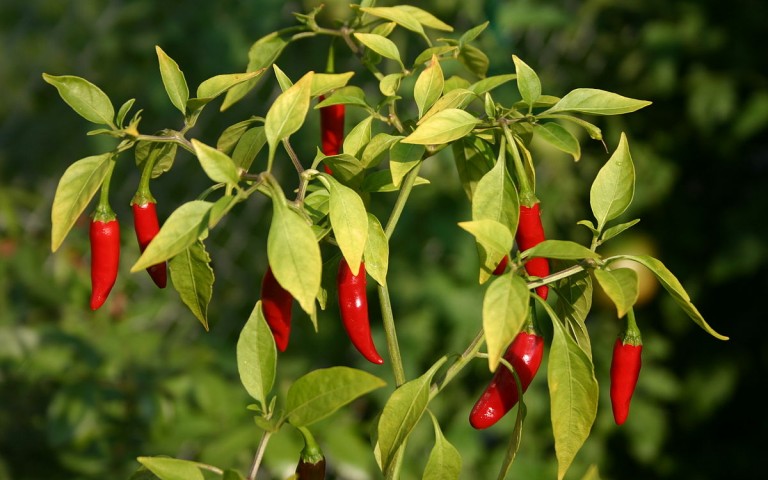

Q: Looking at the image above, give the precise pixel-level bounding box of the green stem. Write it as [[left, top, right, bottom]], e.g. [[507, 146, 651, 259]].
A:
[[384, 162, 421, 239], [136, 132, 194, 154], [430, 329, 485, 399], [502, 124, 537, 207], [296, 426, 324, 464], [377, 283, 406, 386], [93, 156, 117, 222], [247, 431, 272, 480], [132, 148, 158, 206], [622, 308, 642, 345]]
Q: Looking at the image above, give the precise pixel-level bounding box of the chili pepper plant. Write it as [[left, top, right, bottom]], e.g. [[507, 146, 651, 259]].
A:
[[42, 1, 728, 479]]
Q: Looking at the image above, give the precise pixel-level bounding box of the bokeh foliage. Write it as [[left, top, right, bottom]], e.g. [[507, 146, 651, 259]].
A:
[[1, 0, 766, 478]]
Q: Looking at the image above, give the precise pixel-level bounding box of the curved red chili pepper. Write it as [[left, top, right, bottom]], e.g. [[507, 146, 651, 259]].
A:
[[132, 201, 167, 288], [337, 259, 384, 365], [516, 203, 550, 299], [610, 337, 642, 425], [261, 265, 293, 352], [319, 95, 345, 174], [469, 330, 544, 429], [90, 218, 120, 310]]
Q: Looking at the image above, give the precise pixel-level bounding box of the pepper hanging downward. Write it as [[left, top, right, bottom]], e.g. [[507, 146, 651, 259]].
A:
[[319, 95, 344, 174], [469, 319, 545, 429], [260, 266, 293, 352], [516, 203, 550, 299], [90, 216, 120, 310], [337, 258, 384, 365], [131, 200, 167, 288], [610, 309, 643, 425]]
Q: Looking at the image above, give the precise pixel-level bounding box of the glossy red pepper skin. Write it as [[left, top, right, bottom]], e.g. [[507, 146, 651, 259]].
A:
[[469, 331, 545, 429], [260, 266, 293, 352], [337, 259, 384, 365], [516, 203, 550, 299], [492, 255, 509, 275], [89, 219, 120, 310], [319, 95, 345, 174], [610, 338, 642, 425], [132, 201, 167, 288]]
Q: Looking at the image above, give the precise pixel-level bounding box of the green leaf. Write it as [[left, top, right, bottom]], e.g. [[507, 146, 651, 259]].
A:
[[321, 153, 365, 187], [483, 274, 530, 371], [131, 201, 213, 272], [555, 272, 594, 358], [534, 122, 581, 161], [315, 86, 370, 110], [116, 98, 135, 127], [323, 174, 368, 275], [472, 152, 520, 237], [286, 367, 386, 427], [237, 301, 277, 410], [402, 109, 480, 145], [155, 46, 189, 114], [223, 470, 247, 480], [458, 219, 514, 283], [512, 55, 541, 106], [414, 55, 444, 118], [135, 141, 177, 178], [422, 411, 461, 480], [195, 71, 262, 101], [452, 137, 494, 200], [541, 114, 603, 141], [390, 142, 425, 188], [542, 300, 598, 480], [600, 219, 640, 244], [364, 213, 389, 286], [50, 153, 112, 251], [418, 88, 476, 125], [612, 255, 729, 340], [458, 44, 489, 78], [217, 118, 262, 154], [222, 33, 288, 111], [268, 193, 322, 314], [136, 457, 204, 480], [232, 126, 267, 172], [354, 33, 404, 68], [468, 74, 518, 95], [265, 71, 314, 153], [593, 268, 638, 318], [362, 170, 431, 193], [413, 46, 459, 66], [191, 139, 240, 186], [361, 133, 402, 168], [590, 132, 635, 230], [521, 239, 600, 261], [168, 241, 214, 330], [311, 72, 356, 97], [378, 357, 447, 471], [42, 74, 115, 125], [459, 21, 489, 47], [343, 116, 373, 158], [360, 6, 425, 37], [541, 88, 652, 116], [396, 5, 453, 31], [272, 64, 293, 92], [380, 73, 403, 97], [580, 465, 602, 480], [496, 392, 526, 480]]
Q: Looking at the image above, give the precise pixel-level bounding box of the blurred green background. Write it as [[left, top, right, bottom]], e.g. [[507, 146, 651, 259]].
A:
[[2, 0, 766, 478]]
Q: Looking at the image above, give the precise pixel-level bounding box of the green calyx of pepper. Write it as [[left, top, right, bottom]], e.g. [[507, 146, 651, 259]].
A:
[[620, 309, 643, 346], [297, 426, 324, 466]]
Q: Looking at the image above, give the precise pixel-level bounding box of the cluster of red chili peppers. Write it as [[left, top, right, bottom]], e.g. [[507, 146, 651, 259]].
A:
[[260, 96, 383, 366], [89, 159, 167, 311], [470, 155, 643, 429]]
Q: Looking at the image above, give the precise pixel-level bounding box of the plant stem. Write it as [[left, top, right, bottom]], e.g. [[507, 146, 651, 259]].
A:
[[377, 283, 406, 386], [136, 132, 194, 154], [247, 431, 272, 480], [430, 329, 485, 399], [384, 162, 421, 239]]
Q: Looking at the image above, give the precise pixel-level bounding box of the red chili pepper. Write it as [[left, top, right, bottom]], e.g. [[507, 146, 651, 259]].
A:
[[492, 255, 509, 275], [260, 265, 293, 352], [469, 327, 544, 429], [319, 95, 344, 174], [337, 258, 384, 365], [131, 201, 167, 288], [610, 325, 643, 425], [516, 203, 550, 299], [90, 218, 120, 310]]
